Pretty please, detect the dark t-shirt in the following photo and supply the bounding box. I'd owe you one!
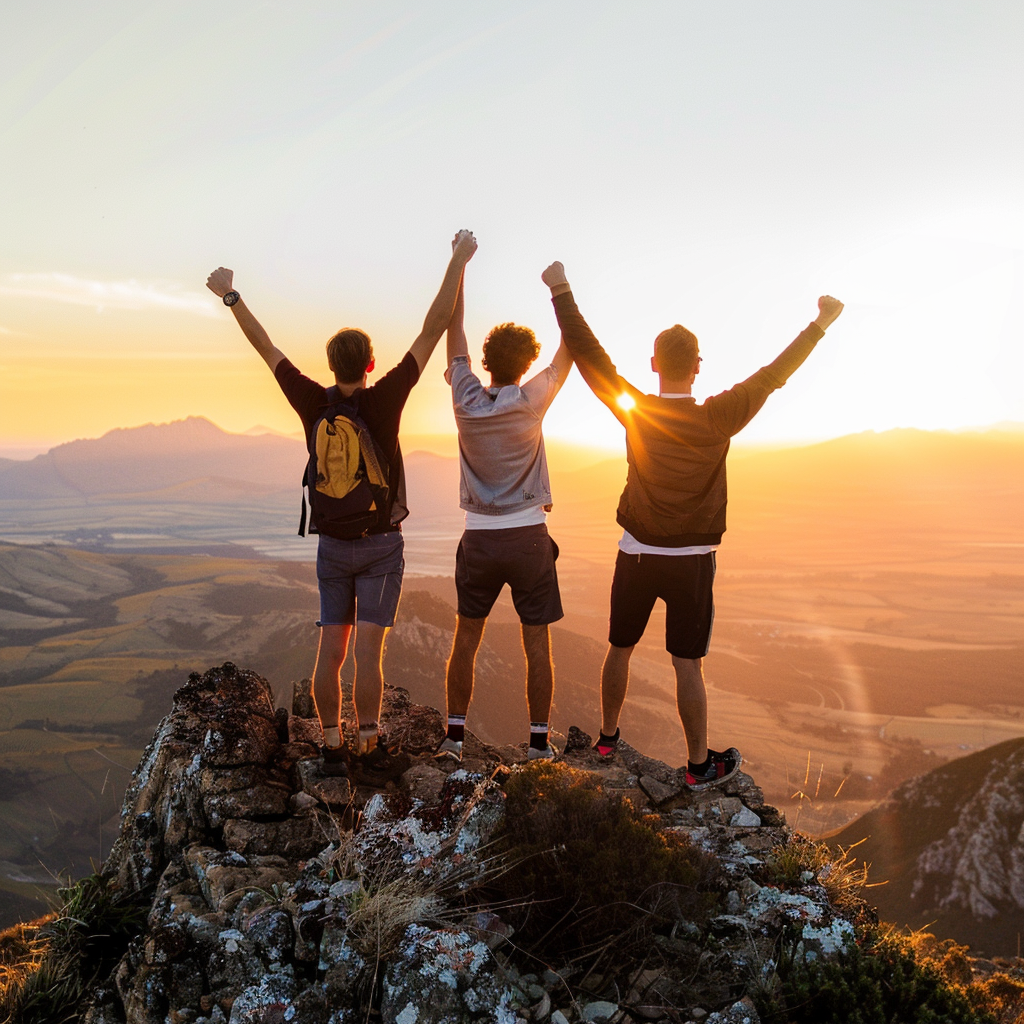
[275,352,420,532]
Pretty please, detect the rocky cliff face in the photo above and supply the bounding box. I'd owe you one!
[834,736,1024,957]
[74,663,859,1024]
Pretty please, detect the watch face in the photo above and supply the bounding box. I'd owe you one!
[224,291,239,306]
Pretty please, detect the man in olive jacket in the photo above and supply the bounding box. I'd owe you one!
[541,260,843,790]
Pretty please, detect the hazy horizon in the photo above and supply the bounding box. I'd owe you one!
[3,412,1024,463]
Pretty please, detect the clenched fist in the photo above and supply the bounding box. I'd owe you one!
[541,262,568,289]
[206,267,234,298]
[815,295,844,330]
[452,229,478,262]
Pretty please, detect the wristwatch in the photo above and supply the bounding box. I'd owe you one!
[223,291,240,307]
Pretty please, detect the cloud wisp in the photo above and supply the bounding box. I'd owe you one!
[0,273,219,317]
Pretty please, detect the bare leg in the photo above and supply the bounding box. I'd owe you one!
[312,624,352,736]
[445,615,486,717]
[673,655,708,764]
[600,643,634,736]
[521,623,554,724]
[353,621,388,733]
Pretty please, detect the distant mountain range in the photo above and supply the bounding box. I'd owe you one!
[833,736,1024,958]
[3,417,1023,509]
[0,417,464,510]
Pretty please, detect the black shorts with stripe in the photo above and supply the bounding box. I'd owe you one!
[608,549,716,659]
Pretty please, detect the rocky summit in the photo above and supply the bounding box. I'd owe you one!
[76,663,858,1024]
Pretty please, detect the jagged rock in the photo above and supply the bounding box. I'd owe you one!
[640,774,680,804]
[703,997,760,1024]
[292,677,316,719]
[184,846,298,914]
[229,970,298,1023]
[564,725,592,752]
[402,762,449,804]
[243,905,295,966]
[289,716,323,746]
[382,694,446,754]
[104,664,285,895]
[223,813,335,859]
[380,925,518,1023]
[297,760,353,807]
[72,665,870,1024]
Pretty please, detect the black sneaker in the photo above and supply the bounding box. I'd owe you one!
[352,736,411,787]
[319,744,350,777]
[592,728,620,759]
[685,747,742,792]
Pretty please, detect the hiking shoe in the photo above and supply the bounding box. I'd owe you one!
[352,736,411,787]
[527,743,559,761]
[433,736,463,763]
[685,747,742,791]
[592,727,620,759]
[319,744,350,777]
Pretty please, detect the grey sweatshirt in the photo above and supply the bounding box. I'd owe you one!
[447,355,566,516]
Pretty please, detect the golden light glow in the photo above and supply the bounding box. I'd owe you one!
[616,393,636,412]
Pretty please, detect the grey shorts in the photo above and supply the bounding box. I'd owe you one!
[316,530,405,627]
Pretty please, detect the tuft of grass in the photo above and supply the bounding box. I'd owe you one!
[759,835,882,919]
[0,874,145,1024]
[491,761,723,967]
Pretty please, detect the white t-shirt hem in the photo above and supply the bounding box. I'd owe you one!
[465,505,548,530]
[618,530,718,556]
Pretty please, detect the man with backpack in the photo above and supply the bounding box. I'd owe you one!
[540,260,843,790]
[433,252,573,764]
[205,229,477,783]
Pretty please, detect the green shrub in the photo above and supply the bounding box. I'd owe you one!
[757,926,1003,1024]
[492,761,722,964]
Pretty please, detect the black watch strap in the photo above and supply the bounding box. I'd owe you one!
[223,290,240,307]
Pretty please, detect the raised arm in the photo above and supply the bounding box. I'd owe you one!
[548,335,574,385]
[541,261,640,423]
[409,230,477,373]
[206,267,286,373]
[706,294,845,436]
[446,238,469,367]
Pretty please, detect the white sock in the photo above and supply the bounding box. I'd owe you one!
[358,722,379,755]
[323,726,341,749]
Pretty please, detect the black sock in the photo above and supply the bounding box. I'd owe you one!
[595,728,619,754]
[529,722,549,750]
[446,715,466,743]
[688,755,713,776]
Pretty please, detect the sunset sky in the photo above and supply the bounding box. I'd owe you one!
[2,1,1022,455]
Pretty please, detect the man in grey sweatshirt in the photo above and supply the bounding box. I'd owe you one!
[435,249,573,763]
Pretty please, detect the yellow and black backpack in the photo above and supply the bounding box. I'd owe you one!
[298,388,392,539]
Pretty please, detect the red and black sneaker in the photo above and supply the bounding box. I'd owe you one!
[592,727,620,760]
[685,747,742,791]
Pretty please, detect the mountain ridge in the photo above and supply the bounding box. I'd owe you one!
[832,736,1024,958]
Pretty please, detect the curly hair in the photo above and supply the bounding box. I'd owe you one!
[482,323,541,385]
[326,328,374,384]
[654,324,699,379]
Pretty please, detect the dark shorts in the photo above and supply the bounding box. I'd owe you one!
[455,524,563,625]
[608,549,716,659]
[316,531,405,628]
